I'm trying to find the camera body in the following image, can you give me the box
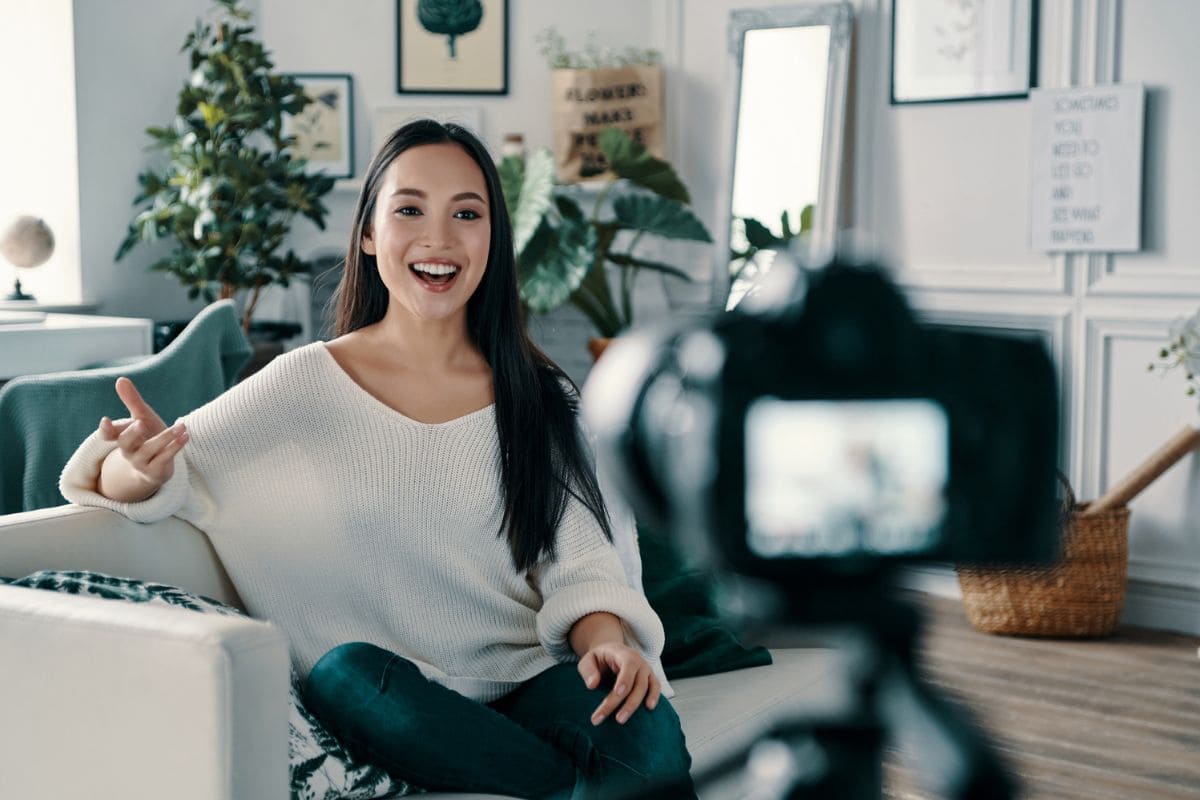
[584,258,1060,594]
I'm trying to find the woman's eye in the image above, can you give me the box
[455,209,482,220]
[396,206,421,216]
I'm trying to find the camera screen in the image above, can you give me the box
[745,398,948,559]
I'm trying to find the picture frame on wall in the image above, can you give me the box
[283,74,355,179]
[891,0,1037,104]
[396,0,509,95]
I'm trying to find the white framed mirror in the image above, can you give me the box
[720,2,853,309]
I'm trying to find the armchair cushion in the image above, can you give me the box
[5,569,414,800]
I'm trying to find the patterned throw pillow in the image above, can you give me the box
[6,570,416,800]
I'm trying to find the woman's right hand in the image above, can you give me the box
[96,377,189,501]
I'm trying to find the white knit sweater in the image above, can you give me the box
[59,341,668,702]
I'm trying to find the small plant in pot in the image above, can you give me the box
[500,128,712,357]
[116,0,333,356]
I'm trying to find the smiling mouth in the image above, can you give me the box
[409,261,461,289]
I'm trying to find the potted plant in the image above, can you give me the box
[500,128,712,355]
[536,27,665,185]
[115,0,334,337]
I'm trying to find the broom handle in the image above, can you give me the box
[1083,422,1200,515]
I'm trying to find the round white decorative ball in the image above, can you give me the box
[1,215,55,269]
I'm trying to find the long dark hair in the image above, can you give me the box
[333,119,612,571]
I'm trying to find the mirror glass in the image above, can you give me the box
[723,4,852,309]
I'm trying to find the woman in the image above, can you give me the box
[60,120,695,799]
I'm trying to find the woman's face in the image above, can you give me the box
[362,142,491,326]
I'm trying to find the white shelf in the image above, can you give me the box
[0,313,153,380]
[0,300,99,313]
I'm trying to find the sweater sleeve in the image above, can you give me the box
[533,494,668,681]
[58,428,192,523]
[57,345,295,524]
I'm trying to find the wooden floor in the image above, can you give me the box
[892,595,1200,799]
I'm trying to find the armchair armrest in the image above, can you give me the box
[0,584,290,800]
[0,504,244,607]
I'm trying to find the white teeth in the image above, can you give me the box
[411,262,460,276]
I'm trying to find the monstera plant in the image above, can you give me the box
[500,128,712,339]
[115,0,333,332]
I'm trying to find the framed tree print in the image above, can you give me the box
[283,73,355,178]
[891,0,1037,104]
[397,0,509,94]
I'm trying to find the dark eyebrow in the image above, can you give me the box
[389,188,487,205]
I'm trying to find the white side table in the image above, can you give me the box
[0,313,153,381]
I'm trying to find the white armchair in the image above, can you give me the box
[0,504,846,800]
[0,505,290,799]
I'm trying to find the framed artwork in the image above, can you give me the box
[284,74,355,179]
[891,0,1037,104]
[396,0,508,95]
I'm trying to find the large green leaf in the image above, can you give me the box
[599,129,689,203]
[503,148,555,255]
[555,194,585,222]
[498,155,523,218]
[612,194,712,242]
[518,215,595,313]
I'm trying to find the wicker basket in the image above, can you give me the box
[955,485,1129,637]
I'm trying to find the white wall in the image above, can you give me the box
[0,0,82,305]
[895,0,1200,634]
[2,0,230,318]
[71,0,221,321]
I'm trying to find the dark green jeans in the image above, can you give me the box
[303,642,697,800]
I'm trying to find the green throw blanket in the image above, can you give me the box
[638,524,773,679]
[0,300,251,514]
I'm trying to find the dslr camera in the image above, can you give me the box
[583,253,1061,799]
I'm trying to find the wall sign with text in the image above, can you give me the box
[1030,84,1145,253]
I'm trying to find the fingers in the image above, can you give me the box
[98,416,135,441]
[614,670,650,725]
[581,646,660,726]
[577,653,602,690]
[115,377,166,429]
[145,426,189,476]
[116,419,150,454]
[142,423,189,467]
[117,419,188,482]
[645,672,661,711]
[591,656,639,726]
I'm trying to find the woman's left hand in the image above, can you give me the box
[577,642,661,726]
